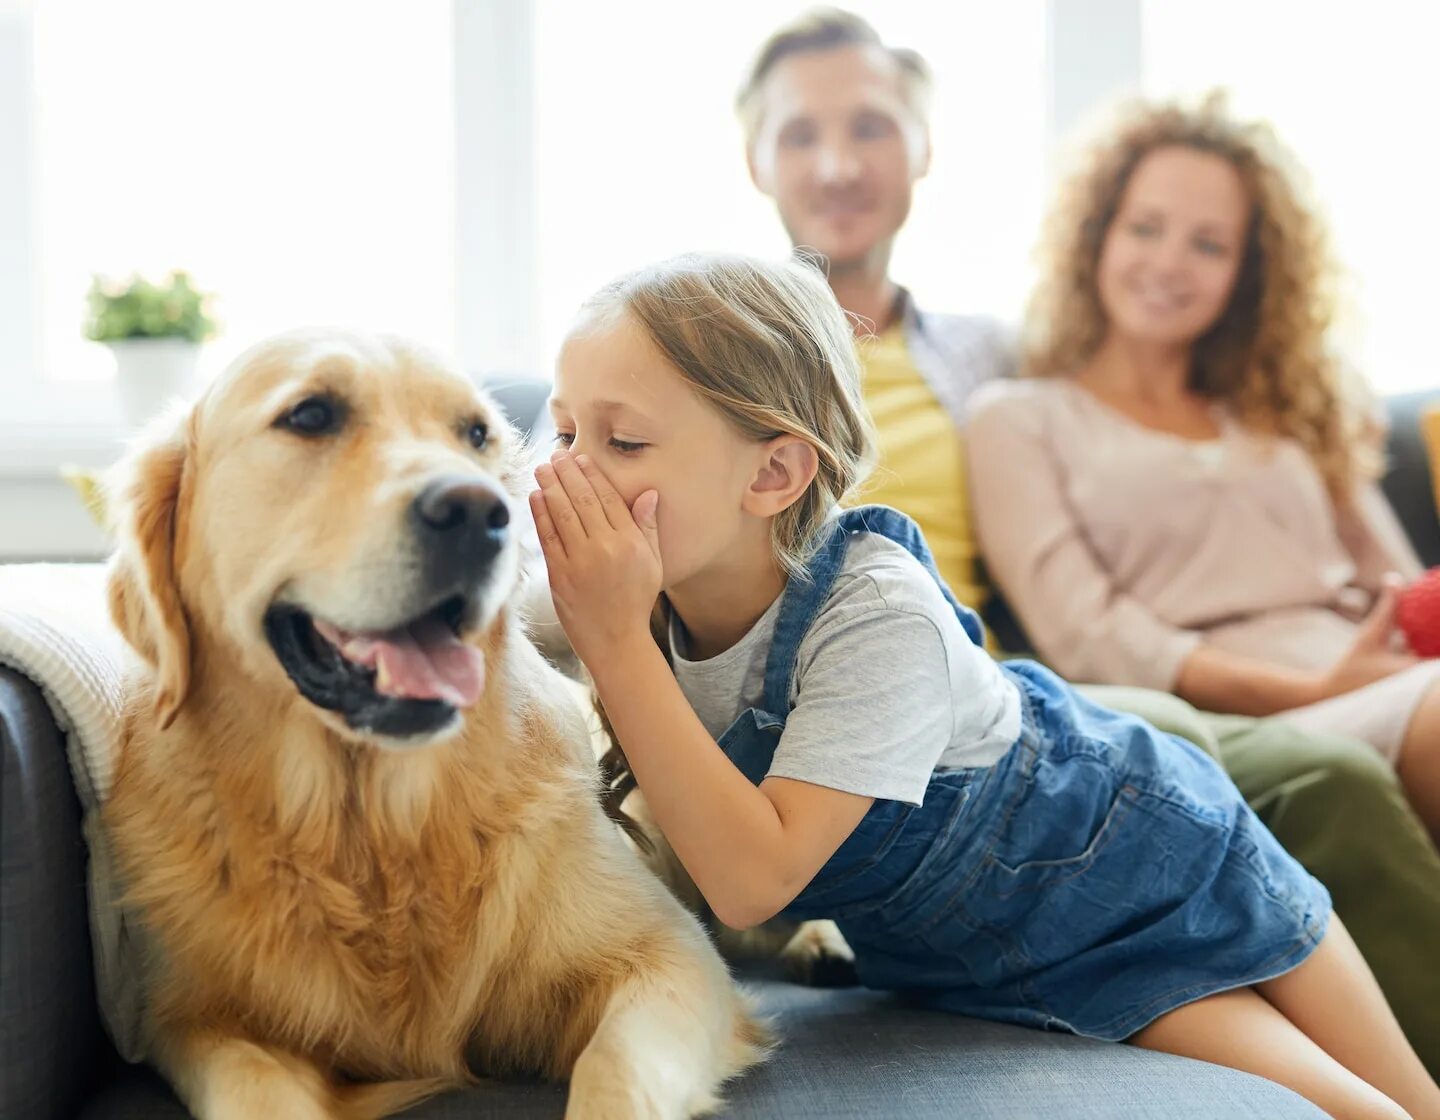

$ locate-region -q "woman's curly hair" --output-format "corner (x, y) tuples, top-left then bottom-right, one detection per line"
(1022, 92), (1380, 500)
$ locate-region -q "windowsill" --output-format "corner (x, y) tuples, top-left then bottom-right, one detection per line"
(0, 421), (129, 479)
(0, 421), (118, 559)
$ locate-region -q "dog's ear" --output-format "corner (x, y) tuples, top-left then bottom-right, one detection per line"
(106, 408), (196, 729)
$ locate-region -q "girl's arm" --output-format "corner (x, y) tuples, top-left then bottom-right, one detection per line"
(531, 451), (872, 930)
(589, 638), (872, 929)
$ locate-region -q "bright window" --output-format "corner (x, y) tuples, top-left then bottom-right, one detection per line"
(30, 0), (457, 388)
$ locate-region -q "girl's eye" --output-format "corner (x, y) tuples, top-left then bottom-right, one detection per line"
(610, 438), (647, 454)
(1129, 221), (1160, 238)
(553, 431), (576, 447)
(1194, 238), (1227, 257)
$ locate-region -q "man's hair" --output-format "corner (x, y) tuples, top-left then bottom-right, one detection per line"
(736, 8), (932, 143)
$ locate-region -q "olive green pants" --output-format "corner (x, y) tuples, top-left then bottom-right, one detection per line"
(1084, 685), (1440, 1077)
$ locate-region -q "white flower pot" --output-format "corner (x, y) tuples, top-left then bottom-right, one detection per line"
(107, 339), (201, 427)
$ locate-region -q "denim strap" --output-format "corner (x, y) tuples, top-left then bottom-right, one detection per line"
(759, 505), (986, 717)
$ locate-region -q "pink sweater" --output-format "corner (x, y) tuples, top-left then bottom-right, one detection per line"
(966, 378), (1421, 691)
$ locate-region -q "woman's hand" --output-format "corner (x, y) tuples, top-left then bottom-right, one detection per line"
(529, 450), (661, 666)
(1316, 579), (1420, 701)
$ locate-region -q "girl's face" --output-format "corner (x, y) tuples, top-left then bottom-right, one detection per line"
(1095, 145), (1251, 351)
(549, 313), (773, 589)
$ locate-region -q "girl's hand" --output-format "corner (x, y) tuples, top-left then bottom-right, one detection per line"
(1317, 578), (1419, 700)
(530, 450), (661, 664)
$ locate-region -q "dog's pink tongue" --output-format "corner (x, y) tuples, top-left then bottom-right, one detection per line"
(316, 616), (485, 708)
(373, 616), (485, 708)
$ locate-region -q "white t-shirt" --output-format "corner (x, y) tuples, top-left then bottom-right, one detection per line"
(670, 532), (1021, 806)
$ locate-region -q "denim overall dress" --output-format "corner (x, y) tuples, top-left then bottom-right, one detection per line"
(715, 506), (1331, 1041)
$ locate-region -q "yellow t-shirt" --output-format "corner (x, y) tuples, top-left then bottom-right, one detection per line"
(849, 325), (989, 615)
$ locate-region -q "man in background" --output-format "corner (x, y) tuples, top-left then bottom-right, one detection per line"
(736, 7), (1440, 1071)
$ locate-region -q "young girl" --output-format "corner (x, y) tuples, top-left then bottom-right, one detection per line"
(965, 96), (1440, 842)
(530, 252), (1440, 1120)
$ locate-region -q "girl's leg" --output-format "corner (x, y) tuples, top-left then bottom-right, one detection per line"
(1130, 986), (1407, 1120)
(1255, 918), (1440, 1120)
(1216, 719), (1440, 1080)
(1399, 684), (1440, 843)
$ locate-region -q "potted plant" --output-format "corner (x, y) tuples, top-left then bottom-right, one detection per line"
(84, 270), (218, 425)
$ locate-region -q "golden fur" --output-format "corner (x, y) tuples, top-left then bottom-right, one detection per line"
(103, 330), (766, 1120)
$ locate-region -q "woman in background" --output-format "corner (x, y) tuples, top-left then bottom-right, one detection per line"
(966, 95), (1440, 841)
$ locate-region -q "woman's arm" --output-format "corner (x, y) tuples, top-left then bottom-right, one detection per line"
(1171, 645), (1325, 716)
(1177, 579), (1417, 715)
(1336, 481), (1422, 595)
(966, 389), (1416, 715)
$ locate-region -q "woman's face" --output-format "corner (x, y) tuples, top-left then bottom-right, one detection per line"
(1095, 145), (1252, 350)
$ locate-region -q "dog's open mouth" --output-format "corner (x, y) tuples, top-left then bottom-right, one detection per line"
(263, 594), (484, 738)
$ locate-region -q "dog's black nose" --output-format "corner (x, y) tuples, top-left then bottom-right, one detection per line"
(413, 477), (511, 536)
(411, 476), (511, 584)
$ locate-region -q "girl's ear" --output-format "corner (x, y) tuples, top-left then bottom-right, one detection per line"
(743, 435), (819, 517)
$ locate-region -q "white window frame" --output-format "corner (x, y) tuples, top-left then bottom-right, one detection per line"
(0, 0), (1137, 481)
(454, 0), (536, 385)
(2, 4), (127, 477)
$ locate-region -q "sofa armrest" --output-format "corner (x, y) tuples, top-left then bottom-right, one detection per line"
(1382, 392), (1440, 568)
(0, 665), (108, 1119)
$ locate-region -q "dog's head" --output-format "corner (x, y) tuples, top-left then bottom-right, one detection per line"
(106, 329), (525, 746)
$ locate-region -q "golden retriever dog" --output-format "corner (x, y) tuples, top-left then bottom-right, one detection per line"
(102, 329), (768, 1120)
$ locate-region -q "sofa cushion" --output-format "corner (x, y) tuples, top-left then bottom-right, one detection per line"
(76, 974), (1324, 1119)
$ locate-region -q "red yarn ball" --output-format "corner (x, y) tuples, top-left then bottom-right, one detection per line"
(1396, 568), (1440, 658)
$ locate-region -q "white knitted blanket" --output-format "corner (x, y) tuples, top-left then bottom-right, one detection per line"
(0, 562), (149, 1062)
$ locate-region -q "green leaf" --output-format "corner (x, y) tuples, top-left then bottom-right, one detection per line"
(83, 269), (218, 343)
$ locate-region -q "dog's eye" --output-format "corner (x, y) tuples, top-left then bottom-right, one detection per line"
(466, 420), (489, 451)
(278, 396), (342, 437)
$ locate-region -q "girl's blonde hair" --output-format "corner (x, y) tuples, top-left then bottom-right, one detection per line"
(579, 251), (876, 575)
(1023, 93), (1381, 500)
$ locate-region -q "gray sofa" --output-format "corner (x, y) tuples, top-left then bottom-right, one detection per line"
(6, 387), (1436, 1120)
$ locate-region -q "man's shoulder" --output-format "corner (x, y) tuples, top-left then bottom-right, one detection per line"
(898, 298), (1017, 410)
(908, 307), (1012, 357)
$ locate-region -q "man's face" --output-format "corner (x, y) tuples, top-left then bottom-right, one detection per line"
(748, 44), (930, 272)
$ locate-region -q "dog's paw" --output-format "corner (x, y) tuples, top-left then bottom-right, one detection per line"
(565, 1072), (708, 1120)
(185, 1038), (338, 1120)
(781, 919), (858, 988)
(201, 1078), (335, 1120)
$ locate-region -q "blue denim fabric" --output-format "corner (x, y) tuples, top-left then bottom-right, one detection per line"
(718, 506), (1332, 1041)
